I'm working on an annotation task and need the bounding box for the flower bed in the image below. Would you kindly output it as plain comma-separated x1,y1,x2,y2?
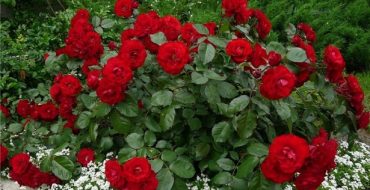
0,0,369,189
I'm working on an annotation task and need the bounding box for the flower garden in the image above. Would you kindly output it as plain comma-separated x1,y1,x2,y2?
0,0,369,189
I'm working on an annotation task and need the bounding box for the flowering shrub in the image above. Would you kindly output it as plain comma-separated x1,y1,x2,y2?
0,0,369,189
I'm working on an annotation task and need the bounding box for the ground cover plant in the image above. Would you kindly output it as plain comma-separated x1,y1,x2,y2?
0,0,369,190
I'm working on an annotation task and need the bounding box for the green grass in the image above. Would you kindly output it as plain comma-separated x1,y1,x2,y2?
357,72,370,109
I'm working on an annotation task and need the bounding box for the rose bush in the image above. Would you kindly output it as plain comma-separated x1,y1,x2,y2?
0,0,369,189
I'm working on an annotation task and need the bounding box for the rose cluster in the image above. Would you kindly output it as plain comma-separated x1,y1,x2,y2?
324,46,369,129
261,129,338,190
9,153,60,188
105,157,158,190
16,99,59,122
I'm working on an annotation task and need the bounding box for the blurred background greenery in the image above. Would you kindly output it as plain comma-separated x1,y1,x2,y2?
0,0,369,106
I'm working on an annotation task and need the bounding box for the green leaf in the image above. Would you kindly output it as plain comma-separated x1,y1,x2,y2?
188,117,201,131
76,111,91,129
150,32,167,45
80,94,96,110
236,111,257,139
217,82,238,99
126,133,144,149
99,137,113,151
212,122,232,143
205,82,221,103
169,158,195,178
191,72,208,85
213,172,233,185
101,19,115,28
110,111,131,134
95,26,103,34
118,148,136,162
204,70,227,81
216,158,235,171
267,42,286,55
195,143,210,160
160,107,176,132
116,100,139,117
144,117,161,132
207,36,227,48
272,101,291,120
199,43,216,64
157,168,174,190
89,123,99,142
161,150,177,162
229,95,250,113
174,90,195,104
193,24,209,35
144,131,157,146
247,143,269,157
92,16,101,27
8,123,23,133
151,90,173,106
149,159,164,173
286,47,307,62
93,102,111,117
40,156,52,172
236,155,259,178
51,156,74,181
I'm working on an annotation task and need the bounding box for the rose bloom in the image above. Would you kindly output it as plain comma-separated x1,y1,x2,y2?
358,112,369,129
126,171,158,190
251,43,267,67
82,58,99,75
87,70,101,89
122,157,152,183
181,23,202,44
298,43,316,64
204,22,217,36
261,134,309,183
71,9,90,27
225,38,253,64
59,75,82,97
291,35,304,47
59,97,76,120
294,171,325,190
114,0,138,18
267,51,282,66
141,35,159,53
235,8,253,24
76,148,95,167
10,153,31,175
160,16,182,41
253,9,272,39
221,0,247,18
157,41,190,75
324,45,346,71
102,57,133,86
108,41,117,50
50,84,61,102
17,99,31,118
0,105,10,118
96,78,124,105
260,65,297,100
119,40,147,69
121,29,137,42
105,160,126,189
297,23,316,42
38,102,59,122
295,62,315,87
134,11,160,37
0,144,8,166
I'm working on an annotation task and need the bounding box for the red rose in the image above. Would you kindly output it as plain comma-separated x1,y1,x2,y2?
114,0,138,18
44,53,49,60
268,51,282,66
291,35,304,47
50,84,61,102
222,0,250,24
0,144,8,166
326,68,344,84
59,97,76,120
121,29,137,42
77,148,95,167
17,99,31,118
82,59,99,75
297,23,316,42
157,41,190,75
96,78,124,105
358,112,369,129
160,16,182,41
105,159,126,189
10,153,31,175
295,62,315,87
236,8,253,25
102,57,133,86
123,157,152,183
0,105,10,118
30,103,40,120
181,23,202,44
324,45,345,72
261,134,309,183
300,43,317,63
225,38,253,64
87,70,101,89
119,40,147,69
64,115,79,134
38,102,59,122
294,171,324,190
108,41,117,50
126,171,158,190
251,43,268,68
253,9,272,39
134,12,160,37
260,65,297,100
59,75,82,97
71,9,90,26
204,22,217,35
